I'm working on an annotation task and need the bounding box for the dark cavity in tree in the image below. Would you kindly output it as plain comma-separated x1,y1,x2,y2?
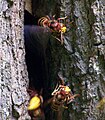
24,10,51,99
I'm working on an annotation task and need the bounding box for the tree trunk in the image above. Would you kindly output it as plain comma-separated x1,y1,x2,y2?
0,0,30,119
32,0,105,120
1,0,104,119
58,0,105,120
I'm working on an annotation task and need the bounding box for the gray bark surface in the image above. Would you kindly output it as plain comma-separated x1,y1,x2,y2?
0,0,30,119
59,0,105,120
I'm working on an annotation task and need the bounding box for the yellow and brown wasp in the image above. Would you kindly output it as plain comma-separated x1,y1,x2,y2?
38,15,67,44
51,77,80,111
27,88,45,120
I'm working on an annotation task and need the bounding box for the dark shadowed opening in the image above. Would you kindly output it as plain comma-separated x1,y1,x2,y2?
24,1,62,119
24,10,51,99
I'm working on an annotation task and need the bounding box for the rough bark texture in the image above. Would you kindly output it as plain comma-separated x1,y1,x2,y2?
59,0,105,120
32,0,105,120
0,0,30,119
25,0,32,13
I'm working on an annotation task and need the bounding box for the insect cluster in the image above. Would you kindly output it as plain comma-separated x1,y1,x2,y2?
27,15,79,119
27,81,79,119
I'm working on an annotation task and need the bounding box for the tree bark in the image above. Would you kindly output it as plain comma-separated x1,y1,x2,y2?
32,0,105,120
59,0,105,120
0,0,30,119
25,0,32,13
